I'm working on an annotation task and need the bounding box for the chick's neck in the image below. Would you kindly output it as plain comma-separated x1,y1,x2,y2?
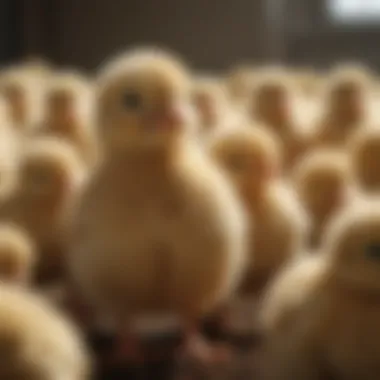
107,139,185,175
241,181,270,213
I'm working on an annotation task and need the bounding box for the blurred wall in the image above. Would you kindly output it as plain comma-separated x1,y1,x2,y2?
23,0,380,71
284,0,380,69
23,0,279,72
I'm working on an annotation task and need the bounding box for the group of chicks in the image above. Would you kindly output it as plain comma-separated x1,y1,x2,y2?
0,49,380,380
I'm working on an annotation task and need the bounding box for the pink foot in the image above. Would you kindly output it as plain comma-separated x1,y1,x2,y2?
181,333,233,365
111,334,144,364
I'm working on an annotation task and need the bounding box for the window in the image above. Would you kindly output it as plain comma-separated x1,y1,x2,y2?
329,0,380,23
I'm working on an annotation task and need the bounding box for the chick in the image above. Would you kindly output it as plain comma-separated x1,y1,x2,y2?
260,201,380,380
0,225,35,285
291,68,322,99
211,126,307,297
0,137,86,285
0,286,90,380
191,77,232,142
249,69,309,172
226,65,255,106
311,66,371,150
69,48,247,362
293,149,353,249
39,72,97,165
0,97,19,200
0,69,42,134
350,127,380,194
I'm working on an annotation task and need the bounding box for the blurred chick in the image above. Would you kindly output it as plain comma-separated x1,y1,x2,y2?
0,286,90,380
211,126,308,297
0,69,42,135
39,72,97,166
249,69,309,173
0,97,19,200
293,149,354,249
0,225,35,285
260,201,380,380
69,48,247,362
311,66,371,150
192,77,232,142
350,127,380,194
226,65,255,106
0,137,86,285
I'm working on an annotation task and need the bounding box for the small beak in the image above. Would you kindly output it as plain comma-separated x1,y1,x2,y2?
148,104,186,131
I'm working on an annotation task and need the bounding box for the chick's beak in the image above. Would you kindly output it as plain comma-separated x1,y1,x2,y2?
148,102,186,131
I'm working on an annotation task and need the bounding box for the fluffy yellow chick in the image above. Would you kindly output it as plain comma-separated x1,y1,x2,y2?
293,149,354,249
0,96,19,200
350,127,380,194
0,225,35,285
0,69,42,134
226,65,255,106
211,126,308,297
0,286,90,380
311,66,371,150
69,48,247,361
249,69,309,172
260,201,380,379
192,77,232,141
39,72,97,165
0,137,86,285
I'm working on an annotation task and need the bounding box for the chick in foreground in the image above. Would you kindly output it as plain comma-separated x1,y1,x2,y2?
293,149,353,249
0,286,90,380
260,201,380,380
69,49,247,362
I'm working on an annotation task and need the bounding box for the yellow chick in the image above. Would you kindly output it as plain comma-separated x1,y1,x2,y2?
192,77,232,142
293,149,354,249
68,48,248,362
0,225,35,285
249,69,309,172
39,72,97,166
260,201,380,379
0,285,90,380
350,127,380,194
311,66,371,150
211,126,308,297
0,137,86,285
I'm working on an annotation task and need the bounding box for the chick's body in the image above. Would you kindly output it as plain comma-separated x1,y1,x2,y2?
70,50,247,327
240,185,306,294
293,149,353,249
260,203,380,380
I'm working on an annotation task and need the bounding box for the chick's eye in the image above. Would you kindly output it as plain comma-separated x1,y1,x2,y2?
122,91,143,111
365,243,380,261
228,156,247,172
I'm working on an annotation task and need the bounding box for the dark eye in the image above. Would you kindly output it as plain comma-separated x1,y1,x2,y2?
366,243,380,261
122,91,143,110
228,156,246,172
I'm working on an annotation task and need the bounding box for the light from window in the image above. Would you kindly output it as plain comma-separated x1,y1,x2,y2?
329,0,380,23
